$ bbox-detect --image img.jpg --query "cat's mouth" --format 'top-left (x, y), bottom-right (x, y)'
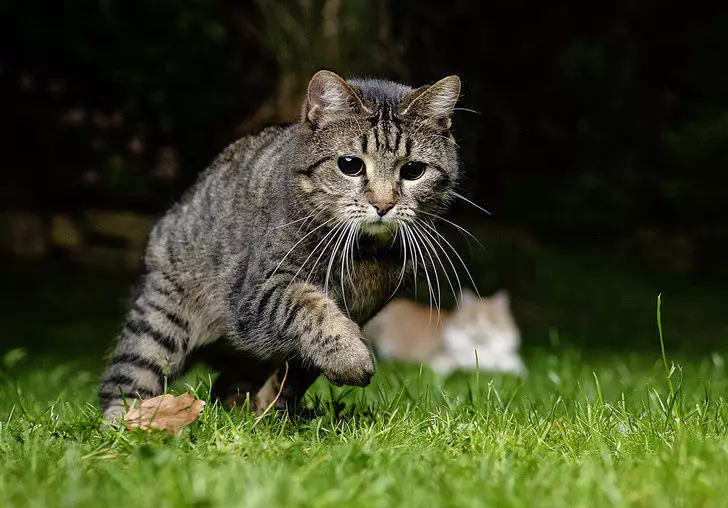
top-left (360, 220), bottom-right (397, 237)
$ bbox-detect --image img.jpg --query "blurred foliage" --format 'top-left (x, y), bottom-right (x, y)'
top-left (0, 0), bottom-right (726, 275)
top-left (0, 0), bottom-right (275, 210)
top-left (234, 0), bottom-right (403, 131)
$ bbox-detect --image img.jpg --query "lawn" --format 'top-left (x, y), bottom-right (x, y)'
top-left (3, 347), bottom-right (728, 507)
top-left (1, 235), bottom-right (727, 507)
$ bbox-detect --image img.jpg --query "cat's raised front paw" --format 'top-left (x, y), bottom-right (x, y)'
top-left (311, 321), bottom-right (375, 387)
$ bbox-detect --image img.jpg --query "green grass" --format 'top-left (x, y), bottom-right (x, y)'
top-left (3, 350), bottom-right (728, 507)
top-left (0, 234), bottom-right (727, 508)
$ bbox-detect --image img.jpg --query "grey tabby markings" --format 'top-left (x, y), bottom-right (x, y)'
top-left (99, 70), bottom-right (462, 421)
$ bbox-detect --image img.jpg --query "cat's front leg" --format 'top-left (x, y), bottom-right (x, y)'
top-left (252, 281), bottom-right (375, 387)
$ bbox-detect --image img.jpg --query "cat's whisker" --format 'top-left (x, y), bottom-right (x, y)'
top-left (304, 219), bottom-right (349, 290)
top-left (453, 107), bottom-right (482, 115)
top-left (316, 227), bottom-right (345, 310)
top-left (409, 222), bottom-right (454, 319)
top-left (411, 220), bottom-right (462, 307)
top-left (418, 210), bottom-right (485, 251)
top-left (409, 228), bottom-right (418, 298)
top-left (451, 191), bottom-right (492, 216)
top-left (402, 224), bottom-right (429, 315)
top-left (341, 224), bottom-right (351, 296)
top-left (404, 222), bottom-right (440, 323)
top-left (387, 223), bottom-right (409, 301)
top-left (413, 220), bottom-right (464, 305)
top-left (421, 220), bottom-right (481, 299)
top-left (262, 215), bottom-right (339, 291)
top-left (272, 214), bottom-right (314, 230)
top-left (324, 218), bottom-right (353, 307)
top-left (339, 223), bottom-right (350, 316)
top-left (285, 217), bottom-right (347, 293)
top-left (346, 218), bottom-right (360, 287)
top-left (400, 218), bottom-right (419, 297)
top-left (422, 238), bottom-right (443, 321)
top-left (339, 219), bottom-right (360, 315)
top-left (347, 222), bottom-right (358, 286)
top-left (390, 224), bottom-right (400, 247)
top-left (347, 219), bottom-right (361, 296)
top-left (297, 203), bottom-right (329, 234)
top-left (334, 222), bottom-right (352, 290)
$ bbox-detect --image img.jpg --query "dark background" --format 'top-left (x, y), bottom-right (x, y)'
top-left (1, 1), bottom-right (726, 358)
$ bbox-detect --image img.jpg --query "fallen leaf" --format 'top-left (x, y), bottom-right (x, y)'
top-left (124, 393), bottom-right (205, 435)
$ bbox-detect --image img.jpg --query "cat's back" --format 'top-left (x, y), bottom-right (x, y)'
top-left (145, 125), bottom-right (299, 275)
top-left (207, 125), bottom-right (296, 181)
top-left (181, 124), bottom-right (297, 211)
top-left (364, 299), bottom-right (449, 362)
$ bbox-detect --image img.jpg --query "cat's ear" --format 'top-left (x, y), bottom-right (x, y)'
top-left (459, 288), bottom-right (479, 308)
top-left (399, 75), bottom-right (461, 128)
top-left (303, 70), bottom-right (370, 127)
top-left (491, 289), bottom-right (511, 312)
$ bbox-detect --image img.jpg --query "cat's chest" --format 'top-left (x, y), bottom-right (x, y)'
top-left (343, 258), bottom-right (404, 325)
top-left (301, 233), bottom-right (405, 324)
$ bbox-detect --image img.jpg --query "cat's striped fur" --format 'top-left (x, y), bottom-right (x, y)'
top-left (99, 70), bottom-right (462, 422)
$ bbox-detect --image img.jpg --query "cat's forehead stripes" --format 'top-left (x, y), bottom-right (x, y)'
top-left (359, 113), bottom-right (407, 157)
top-left (350, 79), bottom-right (412, 157)
top-left (368, 120), bottom-right (402, 155)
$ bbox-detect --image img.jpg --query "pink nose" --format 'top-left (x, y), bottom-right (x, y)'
top-left (371, 201), bottom-right (394, 216)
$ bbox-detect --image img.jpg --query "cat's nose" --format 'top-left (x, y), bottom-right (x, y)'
top-left (371, 201), bottom-right (395, 217)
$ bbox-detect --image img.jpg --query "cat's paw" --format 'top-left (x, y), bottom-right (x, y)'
top-left (100, 400), bottom-right (135, 429)
top-left (311, 320), bottom-right (375, 387)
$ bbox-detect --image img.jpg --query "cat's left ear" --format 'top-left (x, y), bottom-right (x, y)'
top-left (303, 70), bottom-right (371, 127)
top-left (491, 290), bottom-right (511, 311)
top-left (399, 75), bottom-right (461, 129)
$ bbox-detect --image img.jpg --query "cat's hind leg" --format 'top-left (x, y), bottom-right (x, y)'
top-left (203, 345), bottom-right (319, 414)
top-left (99, 271), bottom-right (193, 424)
top-left (248, 360), bottom-right (319, 414)
top-left (198, 343), bottom-right (278, 411)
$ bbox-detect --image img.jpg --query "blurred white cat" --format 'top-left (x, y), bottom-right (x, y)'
top-left (364, 289), bottom-right (525, 375)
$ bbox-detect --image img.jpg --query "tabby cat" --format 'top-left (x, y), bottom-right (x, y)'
top-left (99, 70), bottom-right (463, 421)
top-left (364, 289), bottom-right (525, 375)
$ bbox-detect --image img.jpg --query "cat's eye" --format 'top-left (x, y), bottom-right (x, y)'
top-left (400, 161), bottom-right (426, 180)
top-left (337, 156), bottom-right (365, 176)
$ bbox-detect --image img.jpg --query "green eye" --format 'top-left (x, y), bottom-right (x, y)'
top-left (338, 156), bottom-right (365, 176)
top-left (400, 161), bottom-right (426, 180)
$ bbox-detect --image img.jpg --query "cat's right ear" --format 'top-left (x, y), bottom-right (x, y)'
top-left (399, 75), bottom-right (461, 129)
top-left (303, 70), bottom-right (370, 127)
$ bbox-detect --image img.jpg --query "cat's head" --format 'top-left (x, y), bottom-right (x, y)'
top-left (293, 70), bottom-right (461, 237)
top-left (443, 289), bottom-right (521, 354)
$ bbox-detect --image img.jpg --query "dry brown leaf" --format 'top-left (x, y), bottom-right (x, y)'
top-left (124, 393), bottom-right (205, 435)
